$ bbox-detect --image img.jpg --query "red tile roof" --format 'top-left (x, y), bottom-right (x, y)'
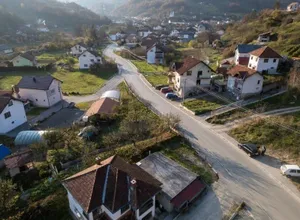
top-left (4, 149), bottom-right (33, 169)
top-left (171, 179), bottom-right (206, 209)
top-left (250, 46), bottom-right (282, 58)
top-left (173, 57), bottom-right (212, 75)
top-left (85, 98), bottom-right (119, 117)
top-left (227, 65), bottom-right (258, 79)
top-left (63, 155), bottom-right (161, 213)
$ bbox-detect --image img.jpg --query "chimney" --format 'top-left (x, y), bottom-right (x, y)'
top-left (130, 178), bottom-right (137, 210)
top-left (33, 77), bottom-right (36, 83)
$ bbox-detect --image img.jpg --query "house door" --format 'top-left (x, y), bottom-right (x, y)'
top-left (197, 79), bottom-right (201, 85)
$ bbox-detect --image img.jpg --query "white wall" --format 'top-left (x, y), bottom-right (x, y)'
top-left (242, 73), bottom-right (263, 96)
top-left (157, 193), bottom-right (174, 213)
top-left (147, 46), bottom-right (156, 64)
top-left (248, 55), bottom-right (279, 74)
top-left (67, 192), bottom-right (92, 220)
top-left (0, 99), bottom-right (27, 134)
top-left (136, 196), bottom-right (156, 220)
top-left (235, 50), bottom-right (250, 65)
top-left (71, 45), bottom-right (87, 56)
top-left (47, 80), bottom-right (63, 106)
top-left (79, 51), bottom-right (102, 69)
top-left (12, 56), bottom-right (34, 67)
top-left (19, 88), bottom-right (49, 107)
top-left (174, 62), bottom-right (212, 97)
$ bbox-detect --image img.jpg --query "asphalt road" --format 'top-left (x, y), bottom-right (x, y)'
top-left (104, 44), bottom-right (300, 220)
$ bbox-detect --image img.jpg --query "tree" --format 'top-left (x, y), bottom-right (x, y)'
top-left (274, 0), bottom-right (281, 10)
top-left (0, 179), bottom-right (18, 216)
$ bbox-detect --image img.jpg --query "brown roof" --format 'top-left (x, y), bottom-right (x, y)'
top-left (85, 98), bottom-right (119, 117)
top-left (141, 38), bottom-right (158, 49)
top-left (4, 149), bottom-right (33, 169)
top-left (227, 65), bottom-right (258, 79)
top-left (250, 46), bottom-right (282, 58)
top-left (63, 155), bottom-right (161, 213)
top-left (173, 57), bottom-right (212, 75)
top-left (0, 91), bottom-right (13, 114)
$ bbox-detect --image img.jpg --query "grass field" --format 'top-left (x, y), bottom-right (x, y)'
top-left (183, 97), bottom-right (225, 115)
top-left (75, 101), bottom-right (94, 110)
top-left (208, 91), bottom-right (300, 124)
top-left (131, 60), bottom-right (167, 73)
top-left (27, 107), bottom-right (48, 116)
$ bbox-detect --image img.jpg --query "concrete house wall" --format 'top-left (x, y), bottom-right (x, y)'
top-left (248, 55), bottom-right (279, 74)
top-left (0, 99), bottom-right (27, 134)
top-left (12, 56), bottom-right (36, 67)
top-left (79, 51), bottom-right (102, 69)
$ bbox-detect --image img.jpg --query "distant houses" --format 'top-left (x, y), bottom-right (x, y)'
top-left (257, 32), bottom-right (271, 43)
top-left (16, 75), bottom-right (63, 108)
top-left (11, 52), bottom-right (38, 67)
top-left (0, 91), bottom-right (27, 134)
top-left (0, 44), bottom-right (13, 55)
top-left (78, 50), bottom-right (102, 69)
top-left (234, 44), bottom-right (262, 66)
top-left (287, 2), bottom-right (299, 12)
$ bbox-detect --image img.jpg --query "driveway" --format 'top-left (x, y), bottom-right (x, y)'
top-left (104, 44), bottom-right (300, 220)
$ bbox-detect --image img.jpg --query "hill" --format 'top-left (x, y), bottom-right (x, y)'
top-left (0, 8), bottom-right (24, 35)
top-left (0, 0), bottom-right (111, 29)
top-left (222, 9), bottom-right (300, 58)
top-left (114, 0), bottom-right (296, 18)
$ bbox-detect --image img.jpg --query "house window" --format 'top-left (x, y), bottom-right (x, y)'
top-left (36, 99), bottom-right (38, 101)
top-left (197, 71), bottom-right (202, 78)
top-left (273, 59), bottom-right (276, 63)
top-left (90, 59), bottom-right (94, 62)
top-left (97, 59), bottom-right (101, 62)
top-left (187, 70), bottom-right (192, 76)
top-left (251, 56), bottom-right (253, 60)
top-left (50, 89), bottom-right (55, 94)
top-left (83, 55), bottom-right (86, 57)
top-left (264, 58), bottom-right (269, 63)
top-left (84, 64), bottom-right (88, 67)
top-left (4, 112), bottom-right (11, 119)
top-left (257, 80), bottom-right (261, 85)
top-left (8, 100), bottom-right (13, 106)
top-left (79, 50), bottom-right (82, 53)
top-left (249, 64), bottom-right (252, 67)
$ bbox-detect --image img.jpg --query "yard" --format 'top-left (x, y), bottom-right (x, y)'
top-left (26, 107), bottom-right (48, 117)
top-left (183, 97), bottom-right (225, 115)
top-left (208, 90), bottom-right (300, 125)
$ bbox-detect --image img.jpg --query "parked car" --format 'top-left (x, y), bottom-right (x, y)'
top-left (238, 143), bottom-right (266, 157)
top-left (280, 165), bottom-right (300, 177)
top-left (155, 84), bottom-right (169, 90)
top-left (165, 92), bottom-right (179, 100)
top-left (160, 87), bottom-right (173, 94)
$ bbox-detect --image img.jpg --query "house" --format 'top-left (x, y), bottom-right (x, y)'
top-left (17, 75), bottom-right (63, 107)
top-left (170, 57), bottom-right (213, 97)
top-left (0, 44), bottom-right (13, 55)
top-left (70, 43), bottom-right (88, 57)
top-left (234, 44), bottom-right (262, 66)
top-left (169, 29), bottom-right (180, 37)
top-left (11, 52), bottom-right (37, 67)
top-left (153, 25), bottom-right (163, 31)
top-left (79, 50), bottom-right (102, 69)
top-left (0, 144), bottom-right (11, 168)
top-left (109, 32), bottom-right (125, 41)
top-left (194, 24), bottom-right (206, 33)
top-left (227, 65), bottom-right (263, 99)
top-left (257, 32), bottom-right (271, 43)
top-left (125, 34), bottom-right (138, 44)
top-left (138, 153), bottom-right (206, 212)
top-left (287, 2), bottom-right (299, 11)
top-left (0, 91), bottom-right (27, 134)
top-left (4, 149), bottom-right (33, 177)
top-left (146, 44), bottom-right (165, 64)
top-left (85, 97), bottom-right (119, 117)
top-left (248, 46), bottom-right (282, 74)
top-left (62, 155), bottom-right (161, 220)
top-left (178, 31), bottom-right (195, 43)
top-left (138, 29), bottom-right (152, 38)
top-left (168, 17), bottom-right (186, 25)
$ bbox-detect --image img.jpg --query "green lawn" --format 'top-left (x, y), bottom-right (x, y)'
top-left (27, 107), bottom-right (48, 116)
top-left (37, 51), bottom-right (66, 62)
top-left (143, 73), bottom-right (168, 86)
top-left (131, 60), bottom-right (167, 73)
top-left (208, 91), bottom-right (300, 124)
top-left (75, 101), bottom-right (94, 110)
top-left (183, 98), bottom-right (225, 115)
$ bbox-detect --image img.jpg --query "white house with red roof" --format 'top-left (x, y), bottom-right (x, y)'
top-left (0, 91), bottom-right (27, 134)
top-left (248, 46), bottom-right (282, 74)
top-left (170, 57), bottom-right (213, 97)
top-left (227, 65), bottom-right (263, 99)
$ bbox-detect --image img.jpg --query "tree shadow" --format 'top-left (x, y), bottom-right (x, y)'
top-left (254, 154), bottom-right (283, 169)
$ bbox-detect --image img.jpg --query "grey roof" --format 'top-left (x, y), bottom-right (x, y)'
top-left (17, 75), bottom-right (61, 90)
top-left (0, 44), bottom-right (12, 51)
top-left (80, 50), bottom-right (100, 58)
top-left (100, 90), bottom-right (120, 101)
top-left (236, 44), bottom-right (262, 54)
top-left (19, 52), bottom-right (35, 62)
top-left (138, 152), bottom-right (198, 199)
top-left (14, 130), bottom-right (47, 146)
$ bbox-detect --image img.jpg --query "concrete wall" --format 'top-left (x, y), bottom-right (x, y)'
top-left (157, 193), bottom-right (174, 213)
top-left (12, 56), bottom-right (35, 67)
top-left (19, 88), bottom-right (49, 107)
top-left (79, 51), bottom-right (102, 69)
top-left (0, 99), bottom-right (27, 134)
top-left (248, 55), bottom-right (279, 74)
top-left (242, 73), bottom-right (263, 96)
top-left (47, 80), bottom-right (63, 106)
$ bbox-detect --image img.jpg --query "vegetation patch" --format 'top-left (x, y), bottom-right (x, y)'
top-left (75, 101), bottom-right (94, 111)
top-left (131, 60), bottom-right (167, 73)
top-left (26, 107), bottom-right (48, 116)
top-left (183, 98), bottom-right (224, 115)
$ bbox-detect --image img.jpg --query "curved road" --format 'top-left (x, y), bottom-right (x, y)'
top-left (104, 44), bottom-right (300, 220)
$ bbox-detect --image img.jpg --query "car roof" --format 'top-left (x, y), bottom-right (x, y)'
top-left (283, 165), bottom-right (300, 170)
top-left (243, 143), bottom-right (257, 150)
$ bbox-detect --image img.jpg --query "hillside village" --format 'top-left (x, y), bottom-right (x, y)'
top-left (1, 1), bottom-right (300, 220)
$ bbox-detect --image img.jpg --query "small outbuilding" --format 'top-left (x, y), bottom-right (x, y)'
top-left (14, 130), bottom-right (47, 147)
top-left (138, 152), bottom-right (206, 213)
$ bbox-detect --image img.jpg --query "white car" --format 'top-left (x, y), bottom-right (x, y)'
top-left (280, 165), bottom-right (300, 177)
